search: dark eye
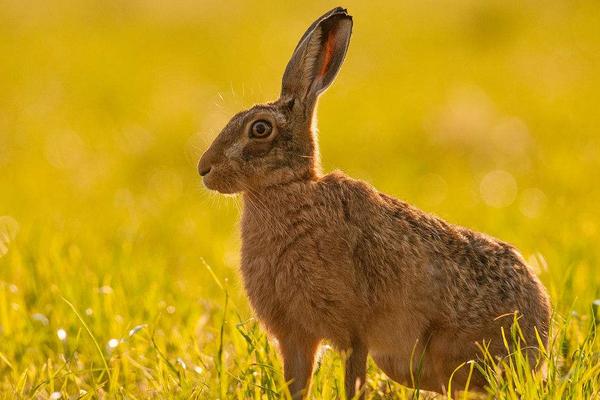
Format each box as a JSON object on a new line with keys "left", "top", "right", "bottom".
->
{"left": 250, "top": 120, "right": 272, "bottom": 138}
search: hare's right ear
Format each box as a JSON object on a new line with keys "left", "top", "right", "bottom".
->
{"left": 281, "top": 7, "right": 352, "bottom": 105}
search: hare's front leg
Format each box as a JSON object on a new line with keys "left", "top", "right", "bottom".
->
{"left": 279, "top": 333, "right": 320, "bottom": 399}
{"left": 345, "top": 341, "right": 367, "bottom": 399}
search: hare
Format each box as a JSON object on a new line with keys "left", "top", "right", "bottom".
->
{"left": 198, "top": 7, "right": 551, "bottom": 399}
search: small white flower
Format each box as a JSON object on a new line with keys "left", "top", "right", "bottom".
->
{"left": 57, "top": 328, "right": 67, "bottom": 341}
{"left": 107, "top": 338, "right": 120, "bottom": 349}
{"left": 193, "top": 365, "right": 203, "bottom": 374}
{"left": 50, "top": 392, "right": 62, "bottom": 399}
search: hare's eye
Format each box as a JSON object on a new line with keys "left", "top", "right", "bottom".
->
{"left": 250, "top": 120, "right": 272, "bottom": 139}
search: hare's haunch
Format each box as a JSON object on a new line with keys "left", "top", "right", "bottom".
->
{"left": 198, "top": 7, "right": 551, "bottom": 399}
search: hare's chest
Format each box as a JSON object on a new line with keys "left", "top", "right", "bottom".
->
{"left": 241, "top": 229, "right": 323, "bottom": 319}
{"left": 240, "top": 227, "right": 311, "bottom": 309}
{"left": 240, "top": 227, "right": 359, "bottom": 345}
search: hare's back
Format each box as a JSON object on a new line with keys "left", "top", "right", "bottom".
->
{"left": 319, "top": 172, "right": 549, "bottom": 331}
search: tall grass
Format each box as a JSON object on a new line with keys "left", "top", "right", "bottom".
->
{"left": 1, "top": 0, "right": 599, "bottom": 398}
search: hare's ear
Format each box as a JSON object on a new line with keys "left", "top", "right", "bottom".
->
{"left": 281, "top": 7, "right": 352, "bottom": 103}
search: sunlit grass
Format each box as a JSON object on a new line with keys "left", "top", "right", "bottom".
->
{"left": 1, "top": 0, "right": 600, "bottom": 398}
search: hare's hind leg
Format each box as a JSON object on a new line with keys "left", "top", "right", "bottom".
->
{"left": 427, "top": 333, "right": 488, "bottom": 395}
{"left": 278, "top": 333, "right": 320, "bottom": 400}
{"left": 344, "top": 340, "right": 368, "bottom": 399}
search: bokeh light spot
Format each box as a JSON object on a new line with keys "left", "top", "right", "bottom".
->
{"left": 479, "top": 170, "right": 517, "bottom": 208}
{"left": 519, "top": 188, "right": 547, "bottom": 218}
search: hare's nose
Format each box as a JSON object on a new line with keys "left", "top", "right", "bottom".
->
{"left": 198, "top": 146, "right": 217, "bottom": 177}
{"left": 198, "top": 158, "right": 212, "bottom": 176}
{"left": 199, "top": 165, "right": 212, "bottom": 177}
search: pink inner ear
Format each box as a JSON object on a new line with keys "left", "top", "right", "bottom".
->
{"left": 319, "top": 29, "right": 336, "bottom": 77}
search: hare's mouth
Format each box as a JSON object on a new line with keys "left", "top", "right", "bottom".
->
{"left": 201, "top": 173, "right": 218, "bottom": 191}
{"left": 202, "top": 169, "right": 240, "bottom": 195}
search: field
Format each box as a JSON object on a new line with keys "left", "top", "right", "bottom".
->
{"left": 1, "top": 0, "right": 599, "bottom": 398}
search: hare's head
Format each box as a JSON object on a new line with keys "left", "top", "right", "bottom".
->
{"left": 198, "top": 7, "right": 352, "bottom": 194}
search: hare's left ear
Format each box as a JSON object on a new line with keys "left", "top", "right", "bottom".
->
{"left": 281, "top": 7, "right": 352, "bottom": 103}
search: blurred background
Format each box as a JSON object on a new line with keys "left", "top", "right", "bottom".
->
{"left": 0, "top": 0, "right": 599, "bottom": 398}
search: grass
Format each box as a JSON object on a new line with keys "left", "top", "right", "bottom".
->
{"left": 1, "top": 0, "right": 599, "bottom": 398}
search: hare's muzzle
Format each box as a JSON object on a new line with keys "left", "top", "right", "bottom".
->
{"left": 198, "top": 163, "right": 211, "bottom": 177}
{"left": 198, "top": 150, "right": 214, "bottom": 177}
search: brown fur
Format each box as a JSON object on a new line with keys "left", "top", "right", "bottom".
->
{"left": 198, "top": 7, "right": 551, "bottom": 399}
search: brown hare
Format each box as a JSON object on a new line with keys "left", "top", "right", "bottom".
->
{"left": 198, "top": 7, "right": 551, "bottom": 399}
